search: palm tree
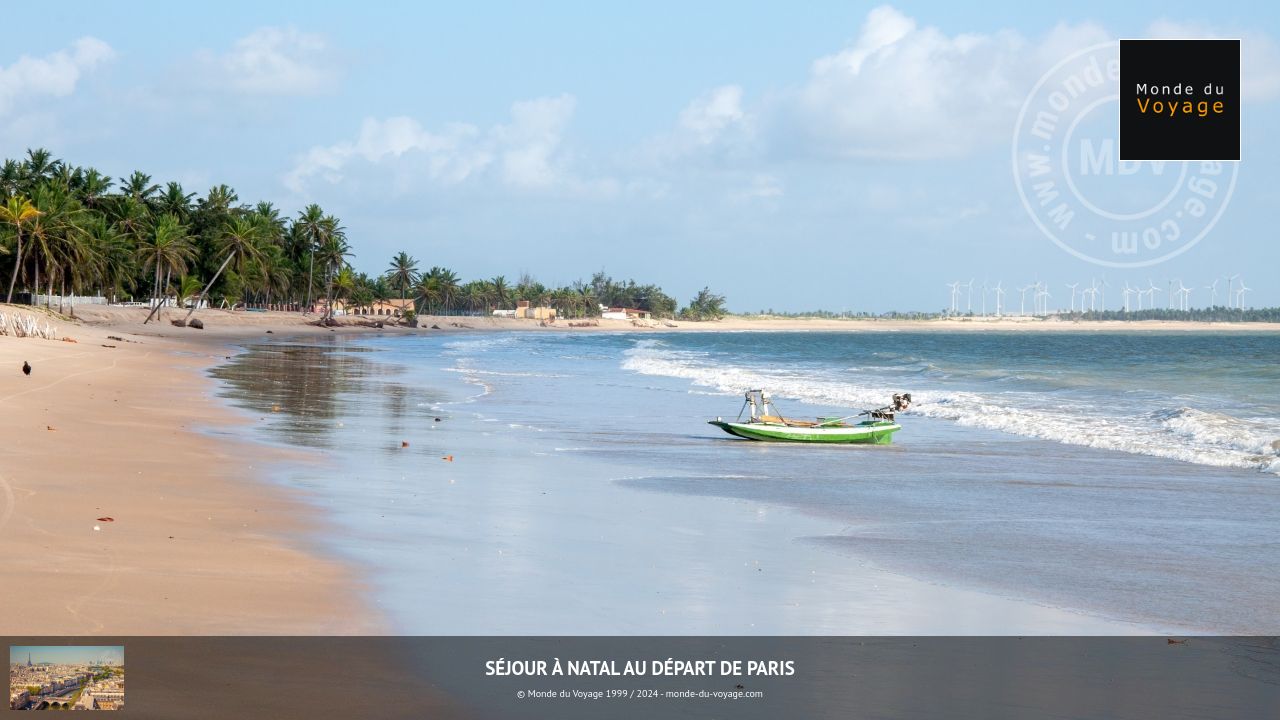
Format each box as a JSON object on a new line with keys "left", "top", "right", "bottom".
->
{"left": 385, "top": 251, "right": 420, "bottom": 301}
{"left": 1, "top": 195, "right": 42, "bottom": 302}
{"left": 334, "top": 267, "right": 357, "bottom": 308}
{"left": 23, "top": 183, "right": 87, "bottom": 310}
{"left": 76, "top": 168, "right": 113, "bottom": 210}
{"left": 176, "top": 275, "right": 203, "bottom": 309}
{"left": 294, "top": 204, "right": 329, "bottom": 312}
{"left": 82, "top": 217, "right": 133, "bottom": 302}
{"left": 246, "top": 243, "right": 290, "bottom": 309}
{"left": 423, "top": 266, "right": 460, "bottom": 314}
{"left": 414, "top": 274, "right": 442, "bottom": 315}
{"left": 437, "top": 268, "right": 460, "bottom": 313}
{"left": 313, "top": 224, "right": 351, "bottom": 319}
{"left": 21, "top": 149, "right": 59, "bottom": 191}
{"left": 139, "top": 214, "right": 195, "bottom": 322}
{"left": 184, "top": 216, "right": 263, "bottom": 322}
{"left": 0, "top": 160, "right": 20, "bottom": 197}
{"left": 156, "top": 182, "right": 195, "bottom": 219}
{"left": 490, "top": 275, "right": 510, "bottom": 310}
{"left": 120, "top": 170, "right": 161, "bottom": 206}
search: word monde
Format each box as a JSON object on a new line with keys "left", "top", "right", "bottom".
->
{"left": 1134, "top": 83, "right": 1227, "bottom": 118}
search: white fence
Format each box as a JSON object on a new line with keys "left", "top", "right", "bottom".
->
{"left": 32, "top": 294, "right": 108, "bottom": 306}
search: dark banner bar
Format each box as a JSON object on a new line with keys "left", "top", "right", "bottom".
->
{"left": 7, "top": 637, "right": 1280, "bottom": 719}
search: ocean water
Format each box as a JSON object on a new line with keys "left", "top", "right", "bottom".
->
{"left": 211, "top": 330, "right": 1280, "bottom": 634}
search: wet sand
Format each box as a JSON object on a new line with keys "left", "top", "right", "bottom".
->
{"left": 5, "top": 302, "right": 1272, "bottom": 636}
{"left": 0, "top": 304, "right": 381, "bottom": 634}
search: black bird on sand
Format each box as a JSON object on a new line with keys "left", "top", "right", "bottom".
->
{"left": 22, "top": 361, "right": 31, "bottom": 376}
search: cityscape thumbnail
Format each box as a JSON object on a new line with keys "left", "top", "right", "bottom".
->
{"left": 9, "top": 646, "right": 124, "bottom": 711}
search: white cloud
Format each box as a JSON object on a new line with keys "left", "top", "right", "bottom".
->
{"left": 284, "top": 93, "right": 611, "bottom": 196}
{"left": 634, "top": 84, "right": 759, "bottom": 173}
{"left": 1146, "top": 20, "right": 1280, "bottom": 101}
{"left": 679, "top": 85, "right": 746, "bottom": 144}
{"left": 203, "top": 27, "right": 335, "bottom": 95}
{"left": 791, "top": 6, "right": 1108, "bottom": 159}
{"left": 496, "top": 95, "right": 577, "bottom": 188}
{"left": 0, "top": 37, "right": 114, "bottom": 115}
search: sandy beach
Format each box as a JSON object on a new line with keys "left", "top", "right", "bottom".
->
{"left": 4, "top": 302, "right": 1277, "bottom": 637}
{"left": 0, "top": 304, "right": 383, "bottom": 635}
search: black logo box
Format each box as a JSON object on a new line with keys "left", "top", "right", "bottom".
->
{"left": 1120, "top": 39, "right": 1240, "bottom": 161}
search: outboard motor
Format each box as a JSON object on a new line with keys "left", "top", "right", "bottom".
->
{"left": 870, "top": 393, "right": 912, "bottom": 422}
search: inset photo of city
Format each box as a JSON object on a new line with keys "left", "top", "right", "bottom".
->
{"left": 9, "top": 646, "right": 124, "bottom": 711}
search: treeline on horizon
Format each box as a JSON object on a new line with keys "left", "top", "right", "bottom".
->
{"left": 0, "top": 148, "right": 728, "bottom": 321}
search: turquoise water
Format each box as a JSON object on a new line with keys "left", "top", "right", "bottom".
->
{"left": 213, "top": 330, "right": 1280, "bottom": 634}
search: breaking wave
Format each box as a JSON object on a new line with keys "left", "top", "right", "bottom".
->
{"left": 621, "top": 340, "right": 1280, "bottom": 475}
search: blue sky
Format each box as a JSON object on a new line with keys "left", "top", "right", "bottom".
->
{"left": 2, "top": 2, "right": 1275, "bottom": 311}
{"left": 9, "top": 646, "right": 123, "bottom": 665}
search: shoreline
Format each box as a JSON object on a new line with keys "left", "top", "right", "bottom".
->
{"left": 67, "top": 303, "right": 1280, "bottom": 337}
{"left": 0, "top": 304, "right": 385, "bottom": 634}
{"left": 6, "top": 303, "right": 1275, "bottom": 636}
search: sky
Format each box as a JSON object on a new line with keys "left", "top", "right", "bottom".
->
{"left": 1, "top": 1, "right": 1276, "bottom": 312}
{"left": 9, "top": 646, "right": 124, "bottom": 665}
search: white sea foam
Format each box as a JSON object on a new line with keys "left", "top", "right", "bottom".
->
{"left": 622, "top": 340, "right": 1280, "bottom": 475}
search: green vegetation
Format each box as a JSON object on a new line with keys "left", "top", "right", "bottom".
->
{"left": 680, "top": 286, "right": 727, "bottom": 320}
{"left": 391, "top": 270, "right": 685, "bottom": 320}
{"left": 1055, "top": 307, "right": 1280, "bottom": 322}
{"left": 1, "top": 149, "right": 709, "bottom": 322}
{"left": 0, "top": 148, "right": 350, "bottom": 315}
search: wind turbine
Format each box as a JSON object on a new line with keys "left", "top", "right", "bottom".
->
{"left": 1145, "top": 279, "right": 1161, "bottom": 310}
{"left": 1066, "top": 283, "right": 1079, "bottom": 313}
{"left": 965, "top": 278, "right": 975, "bottom": 314}
{"left": 981, "top": 279, "right": 989, "bottom": 317}
{"left": 946, "top": 281, "right": 960, "bottom": 314}
{"left": 1226, "top": 274, "right": 1239, "bottom": 308}
{"left": 1176, "top": 280, "right": 1192, "bottom": 311}
{"left": 1205, "top": 279, "right": 1219, "bottom": 308}
{"left": 993, "top": 281, "right": 1005, "bottom": 316}
{"left": 1097, "top": 276, "right": 1109, "bottom": 312}
{"left": 1121, "top": 282, "right": 1135, "bottom": 313}
{"left": 1236, "top": 280, "right": 1251, "bottom": 310}
{"left": 1018, "top": 285, "right": 1032, "bottom": 316}
{"left": 1035, "top": 282, "right": 1051, "bottom": 316}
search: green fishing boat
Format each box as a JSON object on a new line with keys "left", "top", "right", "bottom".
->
{"left": 708, "top": 390, "right": 910, "bottom": 444}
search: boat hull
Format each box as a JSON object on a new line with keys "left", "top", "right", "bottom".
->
{"left": 708, "top": 420, "right": 899, "bottom": 444}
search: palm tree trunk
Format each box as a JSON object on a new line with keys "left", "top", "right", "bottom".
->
{"left": 184, "top": 251, "right": 235, "bottom": 323}
{"left": 4, "top": 230, "right": 20, "bottom": 304}
{"left": 304, "top": 252, "right": 314, "bottom": 313}
{"left": 325, "top": 270, "right": 335, "bottom": 320}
